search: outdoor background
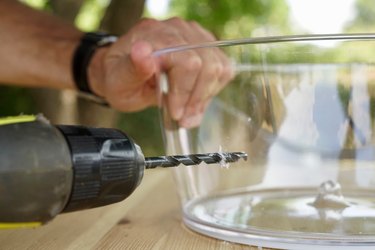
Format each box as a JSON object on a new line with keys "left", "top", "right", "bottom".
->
{"left": 0, "top": 0, "right": 374, "bottom": 155}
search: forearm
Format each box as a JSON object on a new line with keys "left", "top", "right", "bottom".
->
{"left": 0, "top": 0, "right": 82, "bottom": 90}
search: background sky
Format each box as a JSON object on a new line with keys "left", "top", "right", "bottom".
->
{"left": 286, "top": 0, "right": 356, "bottom": 33}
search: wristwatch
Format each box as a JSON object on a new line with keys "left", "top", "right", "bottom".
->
{"left": 72, "top": 32, "right": 118, "bottom": 95}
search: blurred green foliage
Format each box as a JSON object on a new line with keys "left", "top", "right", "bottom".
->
{"left": 0, "top": 87, "right": 36, "bottom": 116}
{"left": 75, "top": 0, "right": 109, "bottom": 31}
{"left": 169, "top": 0, "right": 290, "bottom": 39}
{"left": 339, "top": 0, "right": 375, "bottom": 64}
{"left": 345, "top": 0, "right": 375, "bottom": 33}
{"left": 118, "top": 108, "right": 164, "bottom": 156}
{"left": 19, "top": 0, "right": 47, "bottom": 9}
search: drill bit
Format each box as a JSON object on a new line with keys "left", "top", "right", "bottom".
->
{"left": 144, "top": 152, "right": 247, "bottom": 169}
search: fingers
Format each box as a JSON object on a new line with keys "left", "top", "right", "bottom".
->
{"left": 99, "top": 17, "right": 234, "bottom": 123}
{"left": 180, "top": 50, "right": 221, "bottom": 127}
{"left": 162, "top": 18, "right": 234, "bottom": 128}
{"left": 165, "top": 50, "right": 202, "bottom": 120}
{"left": 179, "top": 51, "right": 233, "bottom": 128}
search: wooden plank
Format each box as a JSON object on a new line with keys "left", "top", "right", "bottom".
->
{"left": 0, "top": 169, "right": 273, "bottom": 250}
{"left": 94, "top": 171, "right": 268, "bottom": 250}
{"left": 0, "top": 169, "right": 169, "bottom": 250}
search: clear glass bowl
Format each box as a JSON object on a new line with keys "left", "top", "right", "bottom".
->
{"left": 156, "top": 34, "right": 375, "bottom": 249}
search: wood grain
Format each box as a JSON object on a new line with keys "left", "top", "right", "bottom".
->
{"left": 0, "top": 169, "right": 272, "bottom": 250}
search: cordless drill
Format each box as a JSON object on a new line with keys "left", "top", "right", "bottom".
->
{"left": 0, "top": 115, "right": 246, "bottom": 228}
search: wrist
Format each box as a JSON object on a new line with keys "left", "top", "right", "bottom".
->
{"left": 72, "top": 32, "right": 117, "bottom": 97}
{"left": 87, "top": 46, "right": 109, "bottom": 97}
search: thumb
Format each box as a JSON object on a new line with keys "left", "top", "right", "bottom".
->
{"left": 104, "top": 40, "right": 158, "bottom": 112}
{"left": 127, "top": 40, "right": 157, "bottom": 84}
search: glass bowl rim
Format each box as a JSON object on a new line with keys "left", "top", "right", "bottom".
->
{"left": 154, "top": 33, "right": 375, "bottom": 56}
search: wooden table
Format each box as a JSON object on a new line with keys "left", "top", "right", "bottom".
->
{"left": 0, "top": 169, "right": 269, "bottom": 250}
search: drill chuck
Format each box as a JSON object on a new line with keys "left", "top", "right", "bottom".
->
{"left": 57, "top": 125, "right": 145, "bottom": 213}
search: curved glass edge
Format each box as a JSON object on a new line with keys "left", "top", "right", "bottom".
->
{"left": 153, "top": 33, "right": 375, "bottom": 56}
{"left": 183, "top": 211, "right": 375, "bottom": 250}
{"left": 157, "top": 32, "right": 375, "bottom": 248}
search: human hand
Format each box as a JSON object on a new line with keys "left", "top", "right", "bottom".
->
{"left": 88, "top": 17, "right": 234, "bottom": 128}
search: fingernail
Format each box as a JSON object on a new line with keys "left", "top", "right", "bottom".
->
{"left": 180, "top": 113, "right": 203, "bottom": 128}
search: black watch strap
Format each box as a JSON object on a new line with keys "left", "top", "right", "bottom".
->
{"left": 72, "top": 32, "right": 117, "bottom": 95}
